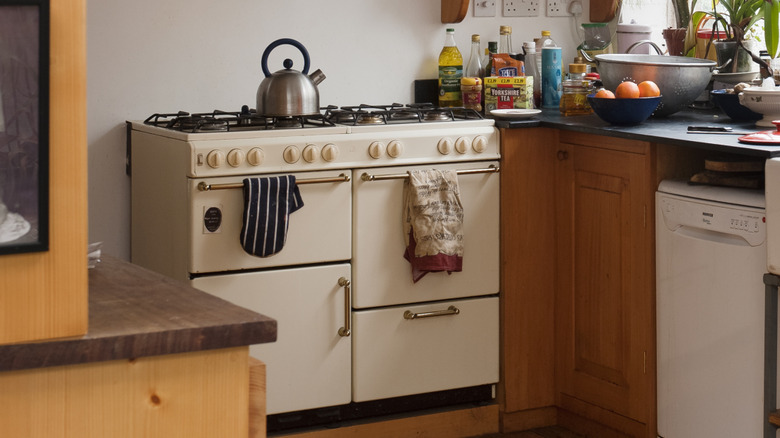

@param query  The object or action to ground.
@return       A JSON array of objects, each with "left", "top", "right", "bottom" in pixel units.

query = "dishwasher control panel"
[{"left": 658, "top": 194, "right": 766, "bottom": 248}]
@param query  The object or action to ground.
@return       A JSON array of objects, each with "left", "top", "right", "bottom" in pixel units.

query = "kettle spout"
[{"left": 309, "top": 69, "right": 326, "bottom": 86}]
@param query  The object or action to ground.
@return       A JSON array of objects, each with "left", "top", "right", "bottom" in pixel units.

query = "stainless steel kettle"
[{"left": 256, "top": 38, "right": 325, "bottom": 117}]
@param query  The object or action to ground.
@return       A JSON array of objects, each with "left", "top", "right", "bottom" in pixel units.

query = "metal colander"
[{"left": 594, "top": 54, "right": 716, "bottom": 117}]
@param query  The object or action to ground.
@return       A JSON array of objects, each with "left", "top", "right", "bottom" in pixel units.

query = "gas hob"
[{"left": 128, "top": 103, "right": 499, "bottom": 177}]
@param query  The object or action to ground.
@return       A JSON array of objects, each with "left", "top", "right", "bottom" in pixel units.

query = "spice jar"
[
  {"left": 461, "top": 77, "right": 483, "bottom": 112},
  {"left": 559, "top": 64, "right": 592, "bottom": 116}
]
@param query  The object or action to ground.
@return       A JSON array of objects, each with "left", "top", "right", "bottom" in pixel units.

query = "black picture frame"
[{"left": 0, "top": 0, "right": 49, "bottom": 255}]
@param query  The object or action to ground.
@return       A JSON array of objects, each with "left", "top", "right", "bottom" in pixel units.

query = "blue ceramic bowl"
[
  {"left": 586, "top": 95, "right": 662, "bottom": 126},
  {"left": 710, "top": 89, "right": 762, "bottom": 121}
]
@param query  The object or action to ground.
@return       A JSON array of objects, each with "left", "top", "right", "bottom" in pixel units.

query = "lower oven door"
[
  {"left": 352, "top": 161, "right": 499, "bottom": 308},
  {"left": 352, "top": 296, "right": 499, "bottom": 402},
  {"left": 192, "top": 263, "right": 351, "bottom": 415}
]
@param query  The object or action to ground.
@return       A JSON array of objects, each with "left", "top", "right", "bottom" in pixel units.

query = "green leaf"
[{"left": 765, "top": 0, "right": 780, "bottom": 58}]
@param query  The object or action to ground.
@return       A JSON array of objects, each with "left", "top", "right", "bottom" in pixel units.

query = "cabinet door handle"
[
  {"left": 557, "top": 150, "right": 569, "bottom": 161},
  {"left": 338, "top": 277, "right": 351, "bottom": 337},
  {"left": 403, "top": 305, "right": 460, "bottom": 320}
]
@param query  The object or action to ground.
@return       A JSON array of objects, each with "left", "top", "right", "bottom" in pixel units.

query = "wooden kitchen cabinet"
[
  {"left": 500, "top": 129, "right": 656, "bottom": 437},
  {"left": 554, "top": 132, "right": 655, "bottom": 437}
]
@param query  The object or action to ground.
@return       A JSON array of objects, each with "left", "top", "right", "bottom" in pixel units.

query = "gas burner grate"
[
  {"left": 322, "top": 103, "right": 483, "bottom": 126},
  {"left": 143, "top": 106, "right": 335, "bottom": 132}
]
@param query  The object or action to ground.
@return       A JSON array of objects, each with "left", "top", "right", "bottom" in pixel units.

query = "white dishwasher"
[{"left": 656, "top": 180, "right": 769, "bottom": 438}]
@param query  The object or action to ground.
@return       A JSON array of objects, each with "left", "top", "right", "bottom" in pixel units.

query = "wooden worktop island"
[{"left": 0, "top": 255, "right": 277, "bottom": 438}]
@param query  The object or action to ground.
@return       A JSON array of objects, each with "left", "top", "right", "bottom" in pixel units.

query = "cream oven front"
[{"left": 128, "top": 106, "right": 500, "bottom": 429}]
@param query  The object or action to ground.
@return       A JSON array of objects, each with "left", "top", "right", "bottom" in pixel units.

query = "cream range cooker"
[{"left": 127, "top": 104, "right": 500, "bottom": 431}]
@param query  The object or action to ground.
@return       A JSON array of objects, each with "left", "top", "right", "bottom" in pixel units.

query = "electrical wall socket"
[
  {"left": 546, "top": 0, "right": 570, "bottom": 16},
  {"left": 473, "top": 0, "right": 496, "bottom": 17},
  {"left": 503, "top": 0, "right": 539, "bottom": 17}
]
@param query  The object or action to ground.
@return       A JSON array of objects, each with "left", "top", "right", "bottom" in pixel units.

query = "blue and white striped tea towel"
[{"left": 240, "top": 175, "right": 304, "bottom": 257}]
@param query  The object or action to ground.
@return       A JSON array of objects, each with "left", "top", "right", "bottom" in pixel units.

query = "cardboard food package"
[{"left": 484, "top": 76, "right": 534, "bottom": 111}]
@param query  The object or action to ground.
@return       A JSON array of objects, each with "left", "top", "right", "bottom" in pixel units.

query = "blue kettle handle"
[{"left": 261, "top": 38, "right": 310, "bottom": 78}]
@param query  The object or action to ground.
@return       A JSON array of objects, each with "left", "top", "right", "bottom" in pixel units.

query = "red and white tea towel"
[{"left": 402, "top": 169, "right": 463, "bottom": 282}]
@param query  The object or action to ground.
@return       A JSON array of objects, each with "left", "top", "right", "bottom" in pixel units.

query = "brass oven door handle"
[
  {"left": 361, "top": 165, "right": 499, "bottom": 182},
  {"left": 403, "top": 305, "right": 460, "bottom": 320},
  {"left": 198, "top": 173, "right": 351, "bottom": 191},
  {"left": 338, "top": 277, "right": 351, "bottom": 337}
]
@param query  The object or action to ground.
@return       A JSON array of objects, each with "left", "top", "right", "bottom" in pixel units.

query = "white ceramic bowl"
[{"left": 739, "top": 87, "right": 780, "bottom": 127}]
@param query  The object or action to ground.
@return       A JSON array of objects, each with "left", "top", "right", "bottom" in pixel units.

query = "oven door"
[
  {"left": 352, "top": 161, "right": 500, "bottom": 308},
  {"left": 192, "top": 263, "right": 352, "bottom": 415},
  {"left": 352, "top": 296, "right": 499, "bottom": 402},
  {"left": 189, "top": 169, "right": 351, "bottom": 274}
]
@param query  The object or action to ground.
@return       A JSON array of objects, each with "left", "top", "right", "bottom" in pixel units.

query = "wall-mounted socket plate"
[
  {"left": 503, "top": 0, "right": 539, "bottom": 17},
  {"left": 546, "top": 0, "right": 570, "bottom": 16},
  {"left": 474, "top": 0, "right": 497, "bottom": 17}
]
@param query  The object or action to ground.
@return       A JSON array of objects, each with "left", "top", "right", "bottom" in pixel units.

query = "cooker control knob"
[
  {"left": 206, "top": 150, "right": 225, "bottom": 168},
  {"left": 437, "top": 137, "right": 453, "bottom": 155},
  {"left": 455, "top": 137, "right": 470, "bottom": 154},
  {"left": 472, "top": 135, "right": 488, "bottom": 153},
  {"left": 227, "top": 148, "right": 245, "bottom": 167},
  {"left": 247, "top": 147, "right": 264, "bottom": 166},
  {"left": 387, "top": 140, "right": 404, "bottom": 158},
  {"left": 303, "top": 144, "right": 319, "bottom": 163},
  {"left": 368, "top": 141, "right": 385, "bottom": 159},
  {"left": 283, "top": 145, "right": 300, "bottom": 164},
  {"left": 322, "top": 143, "right": 339, "bottom": 162}
]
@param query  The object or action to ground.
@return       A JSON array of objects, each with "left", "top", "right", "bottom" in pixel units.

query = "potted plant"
[
  {"left": 765, "top": 0, "right": 780, "bottom": 78},
  {"left": 685, "top": 0, "right": 766, "bottom": 72},
  {"left": 664, "top": 0, "right": 691, "bottom": 55}
]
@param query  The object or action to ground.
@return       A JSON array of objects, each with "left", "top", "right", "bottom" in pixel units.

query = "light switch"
[{"left": 474, "top": 0, "right": 496, "bottom": 17}]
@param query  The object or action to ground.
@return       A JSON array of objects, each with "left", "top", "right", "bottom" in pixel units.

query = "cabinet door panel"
[
  {"left": 572, "top": 170, "right": 628, "bottom": 389},
  {"left": 555, "top": 143, "right": 652, "bottom": 424}
]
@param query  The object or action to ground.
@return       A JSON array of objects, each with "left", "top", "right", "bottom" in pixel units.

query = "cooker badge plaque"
[{"left": 203, "top": 206, "right": 222, "bottom": 233}]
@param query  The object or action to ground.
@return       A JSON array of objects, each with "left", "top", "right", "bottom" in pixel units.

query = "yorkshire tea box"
[{"left": 485, "top": 76, "right": 534, "bottom": 111}]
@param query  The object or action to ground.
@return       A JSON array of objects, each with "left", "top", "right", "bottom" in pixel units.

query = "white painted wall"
[{"left": 87, "top": 0, "right": 613, "bottom": 260}]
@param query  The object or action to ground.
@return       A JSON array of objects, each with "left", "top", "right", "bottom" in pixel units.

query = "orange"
[
  {"left": 615, "top": 81, "right": 640, "bottom": 99},
  {"left": 638, "top": 80, "right": 661, "bottom": 97},
  {"left": 594, "top": 88, "right": 615, "bottom": 99}
]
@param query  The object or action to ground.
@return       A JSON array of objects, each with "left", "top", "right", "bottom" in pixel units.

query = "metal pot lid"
[{"left": 738, "top": 121, "right": 780, "bottom": 144}]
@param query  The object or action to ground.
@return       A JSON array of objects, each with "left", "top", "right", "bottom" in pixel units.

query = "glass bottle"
[
  {"left": 465, "top": 34, "right": 483, "bottom": 78},
  {"left": 462, "top": 34, "right": 483, "bottom": 112},
  {"left": 438, "top": 28, "right": 463, "bottom": 107},
  {"left": 484, "top": 41, "right": 497, "bottom": 77},
  {"left": 523, "top": 41, "right": 540, "bottom": 108},
  {"left": 536, "top": 30, "right": 557, "bottom": 76},
  {"left": 498, "top": 25, "right": 514, "bottom": 58},
  {"left": 481, "top": 44, "right": 492, "bottom": 76}
]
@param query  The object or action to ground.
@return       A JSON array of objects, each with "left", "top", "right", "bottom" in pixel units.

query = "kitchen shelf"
[{"left": 441, "top": 0, "right": 468, "bottom": 23}]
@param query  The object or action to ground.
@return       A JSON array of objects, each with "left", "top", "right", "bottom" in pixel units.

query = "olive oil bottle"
[{"left": 438, "top": 28, "right": 463, "bottom": 107}]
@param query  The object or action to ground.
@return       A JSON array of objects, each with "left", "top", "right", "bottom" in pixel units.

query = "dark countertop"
[
  {"left": 0, "top": 255, "right": 277, "bottom": 372},
  {"left": 494, "top": 106, "right": 780, "bottom": 159}
]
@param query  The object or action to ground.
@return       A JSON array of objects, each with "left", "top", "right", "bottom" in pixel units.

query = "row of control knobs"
[{"left": 205, "top": 135, "right": 489, "bottom": 168}]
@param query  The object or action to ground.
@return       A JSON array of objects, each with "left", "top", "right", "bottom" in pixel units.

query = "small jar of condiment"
[
  {"left": 461, "top": 77, "right": 483, "bottom": 112},
  {"left": 559, "top": 64, "right": 592, "bottom": 116}
]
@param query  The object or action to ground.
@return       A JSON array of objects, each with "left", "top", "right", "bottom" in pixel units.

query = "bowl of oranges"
[{"left": 587, "top": 80, "right": 661, "bottom": 126}]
